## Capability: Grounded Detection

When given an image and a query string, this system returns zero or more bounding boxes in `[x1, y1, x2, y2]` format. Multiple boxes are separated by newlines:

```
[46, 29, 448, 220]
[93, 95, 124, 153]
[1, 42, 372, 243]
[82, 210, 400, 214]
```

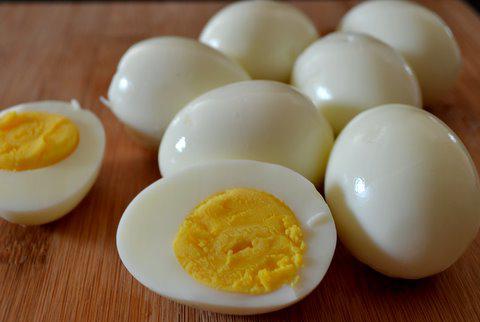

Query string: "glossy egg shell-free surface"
[117, 160, 337, 315]
[339, 0, 461, 105]
[325, 104, 480, 279]
[200, 0, 318, 82]
[107, 36, 250, 147]
[0, 101, 105, 225]
[159, 80, 334, 185]
[292, 32, 422, 135]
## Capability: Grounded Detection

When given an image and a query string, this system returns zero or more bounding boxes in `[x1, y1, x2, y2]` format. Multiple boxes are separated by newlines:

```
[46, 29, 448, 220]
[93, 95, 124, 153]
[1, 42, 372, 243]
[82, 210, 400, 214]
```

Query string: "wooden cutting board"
[1, 1, 479, 321]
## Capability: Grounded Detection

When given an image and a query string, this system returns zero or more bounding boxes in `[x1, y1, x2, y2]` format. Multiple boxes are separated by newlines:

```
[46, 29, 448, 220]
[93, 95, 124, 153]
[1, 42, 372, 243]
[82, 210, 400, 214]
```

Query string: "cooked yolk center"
[173, 188, 306, 295]
[0, 111, 79, 171]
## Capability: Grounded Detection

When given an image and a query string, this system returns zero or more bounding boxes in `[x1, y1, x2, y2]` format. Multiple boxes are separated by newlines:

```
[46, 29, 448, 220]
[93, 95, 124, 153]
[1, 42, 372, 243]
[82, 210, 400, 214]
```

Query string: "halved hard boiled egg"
[0, 100, 105, 225]
[105, 36, 250, 147]
[292, 32, 422, 135]
[159, 80, 334, 185]
[117, 160, 336, 315]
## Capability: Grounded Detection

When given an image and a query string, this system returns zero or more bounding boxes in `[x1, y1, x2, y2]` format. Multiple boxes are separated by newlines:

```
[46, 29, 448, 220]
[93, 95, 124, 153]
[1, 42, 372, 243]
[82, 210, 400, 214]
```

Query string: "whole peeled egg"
[117, 159, 336, 314]
[0, 101, 105, 225]
[325, 104, 480, 279]
[105, 36, 250, 147]
[159, 80, 334, 185]
[339, 0, 461, 105]
[291, 32, 421, 135]
[200, 0, 318, 82]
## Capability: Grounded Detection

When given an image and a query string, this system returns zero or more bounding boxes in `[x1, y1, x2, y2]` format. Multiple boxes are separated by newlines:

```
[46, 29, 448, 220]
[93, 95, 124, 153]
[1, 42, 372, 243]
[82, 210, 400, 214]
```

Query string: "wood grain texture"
[0, 1, 479, 321]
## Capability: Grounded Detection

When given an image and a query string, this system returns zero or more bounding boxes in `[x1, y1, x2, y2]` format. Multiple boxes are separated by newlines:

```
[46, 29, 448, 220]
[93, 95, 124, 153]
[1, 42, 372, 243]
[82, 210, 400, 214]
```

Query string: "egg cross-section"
[0, 100, 105, 225]
[117, 160, 336, 315]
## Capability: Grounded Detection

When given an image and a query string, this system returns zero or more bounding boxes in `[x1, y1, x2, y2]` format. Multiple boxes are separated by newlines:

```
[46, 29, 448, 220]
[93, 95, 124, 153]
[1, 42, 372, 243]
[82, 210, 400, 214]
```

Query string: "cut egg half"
[0, 100, 105, 225]
[117, 160, 336, 315]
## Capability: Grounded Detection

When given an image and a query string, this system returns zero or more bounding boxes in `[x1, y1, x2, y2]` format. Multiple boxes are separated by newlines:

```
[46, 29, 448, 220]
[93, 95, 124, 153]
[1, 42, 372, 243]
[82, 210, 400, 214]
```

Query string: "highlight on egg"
[117, 159, 336, 315]
[292, 31, 422, 135]
[159, 80, 334, 185]
[339, 0, 461, 105]
[325, 104, 480, 279]
[200, 0, 318, 82]
[0, 100, 105, 225]
[105, 36, 250, 147]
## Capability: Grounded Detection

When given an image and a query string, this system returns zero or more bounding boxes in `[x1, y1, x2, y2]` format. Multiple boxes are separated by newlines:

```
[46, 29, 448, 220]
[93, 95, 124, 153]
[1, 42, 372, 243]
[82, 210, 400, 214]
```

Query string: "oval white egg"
[159, 80, 334, 185]
[292, 32, 422, 135]
[325, 104, 480, 279]
[339, 0, 461, 105]
[0, 101, 105, 225]
[200, 0, 318, 82]
[117, 159, 336, 315]
[106, 36, 250, 147]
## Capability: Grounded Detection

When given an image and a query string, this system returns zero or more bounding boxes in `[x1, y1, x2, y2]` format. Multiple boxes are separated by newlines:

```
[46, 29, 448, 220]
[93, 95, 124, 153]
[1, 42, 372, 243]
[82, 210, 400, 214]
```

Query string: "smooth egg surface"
[117, 160, 336, 315]
[325, 104, 480, 279]
[200, 0, 318, 82]
[0, 101, 105, 225]
[159, 80, 334, 185]
[106, 36, 250, 147]
[339, 0, 461, 105]
[292, 32, 422, 135]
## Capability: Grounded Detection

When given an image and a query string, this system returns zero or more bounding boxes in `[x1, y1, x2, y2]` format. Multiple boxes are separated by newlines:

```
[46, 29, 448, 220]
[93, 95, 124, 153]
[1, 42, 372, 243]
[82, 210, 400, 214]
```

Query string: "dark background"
[1, 0, 478, 13]
[467, 0, 479, 11]
[1, 0, 479, 9]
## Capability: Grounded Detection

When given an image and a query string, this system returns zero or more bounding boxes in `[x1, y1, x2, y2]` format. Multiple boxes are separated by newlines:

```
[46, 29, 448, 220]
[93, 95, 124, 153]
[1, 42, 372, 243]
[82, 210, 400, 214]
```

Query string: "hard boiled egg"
[0, 100, 105, 225]
[105, 37, 250, 147]
[339, 0, 461, 105]
[292, 32, 422, 135]
[117, 159, 336, 314]
[159, 80, 334, 185]
[325, 104, 480, 279]
[200, 0, 318, 82]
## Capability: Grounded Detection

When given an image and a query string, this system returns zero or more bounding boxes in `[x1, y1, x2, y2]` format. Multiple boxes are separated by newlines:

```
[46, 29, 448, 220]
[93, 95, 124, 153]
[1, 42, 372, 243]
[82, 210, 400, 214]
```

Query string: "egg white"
[339, 0, 461, 104]
[106, 36, 250, 147]
[117, 160, 336, 315]
[325, 104, 480, 278]
[292, 32, 422, 135]
[0, 100, 105, 225]
[199, 0, 318, 82]
[159, 80, 334, 186]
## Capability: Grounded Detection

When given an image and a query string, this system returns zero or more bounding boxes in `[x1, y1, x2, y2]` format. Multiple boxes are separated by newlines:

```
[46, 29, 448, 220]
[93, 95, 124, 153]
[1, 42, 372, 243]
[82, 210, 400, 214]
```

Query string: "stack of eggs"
[2, 0, 479, 316]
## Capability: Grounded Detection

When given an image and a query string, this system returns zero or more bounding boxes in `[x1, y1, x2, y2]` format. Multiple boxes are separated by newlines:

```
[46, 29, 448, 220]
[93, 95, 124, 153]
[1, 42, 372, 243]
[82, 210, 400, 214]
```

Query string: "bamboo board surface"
[0, 1, 480, 321]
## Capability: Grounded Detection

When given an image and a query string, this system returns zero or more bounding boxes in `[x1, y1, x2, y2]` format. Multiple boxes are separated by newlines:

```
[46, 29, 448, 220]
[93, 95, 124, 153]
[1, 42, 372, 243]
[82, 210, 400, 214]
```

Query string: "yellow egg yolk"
[173, 188, 306, 295]
[0, 111, 79, 171]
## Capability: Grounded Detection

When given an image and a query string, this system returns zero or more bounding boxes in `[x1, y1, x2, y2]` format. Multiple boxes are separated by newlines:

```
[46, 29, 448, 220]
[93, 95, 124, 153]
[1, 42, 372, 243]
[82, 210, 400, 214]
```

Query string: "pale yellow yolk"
[173, 188, 306, 295]
[0, 111, 79, 171]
